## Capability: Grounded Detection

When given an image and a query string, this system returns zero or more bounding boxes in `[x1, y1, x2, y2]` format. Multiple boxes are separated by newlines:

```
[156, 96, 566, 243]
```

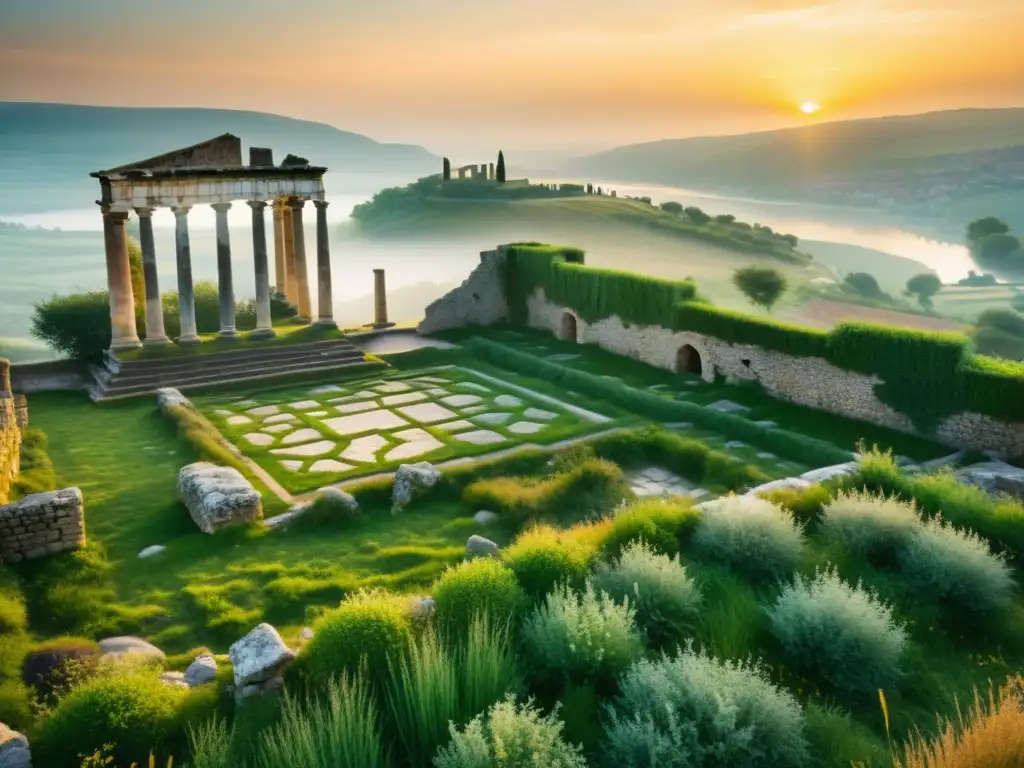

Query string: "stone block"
[391, 462, 442, 512]
[178, 462, 262, 534]
[185, 654, 218, 686]
[99, 636, 166, 663]
[229, 623, 295, 686]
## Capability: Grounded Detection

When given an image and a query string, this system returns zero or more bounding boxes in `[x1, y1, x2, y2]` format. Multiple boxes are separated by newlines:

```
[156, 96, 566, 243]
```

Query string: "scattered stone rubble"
[178, 462, 262, 533]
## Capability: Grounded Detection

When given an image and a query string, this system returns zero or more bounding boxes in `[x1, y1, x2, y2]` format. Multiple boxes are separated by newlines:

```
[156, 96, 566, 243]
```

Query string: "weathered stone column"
[0, 358, 10, 395]
[101, 205, 141, 351]
[248, 200, 275, 339]
[282, 203, 298, 306]
[172, 207, 201, 345]
[134, 208, 170, 346]
[288, 198, 312, 322]
[272, 199, 288, 299]
[212, 203, 237, 338]
[373, 268, 393, 328]
[313, 200, 335, 327]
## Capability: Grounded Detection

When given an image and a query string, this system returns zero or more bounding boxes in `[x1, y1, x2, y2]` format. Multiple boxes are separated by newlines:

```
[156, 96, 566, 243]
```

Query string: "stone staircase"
[89, 338, 373, 401]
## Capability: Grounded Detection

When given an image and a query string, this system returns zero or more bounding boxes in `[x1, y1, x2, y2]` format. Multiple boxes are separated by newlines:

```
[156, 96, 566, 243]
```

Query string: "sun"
[800, 102, 821, 115]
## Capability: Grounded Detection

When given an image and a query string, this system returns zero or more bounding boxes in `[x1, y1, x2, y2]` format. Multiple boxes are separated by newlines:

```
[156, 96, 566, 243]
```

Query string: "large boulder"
[0, 723, 30, 768]
[184, 654, 218, 687]
[156, 387, 190, 411]
[97, 636, 166, 664]
[317, 487, 359, 513]
[391, 462, 442, 512]
[229, 623, 295, 687]
[178, 462, 262, 534]
[956, 460, 1024, 501]
[466, 535, 499, 558]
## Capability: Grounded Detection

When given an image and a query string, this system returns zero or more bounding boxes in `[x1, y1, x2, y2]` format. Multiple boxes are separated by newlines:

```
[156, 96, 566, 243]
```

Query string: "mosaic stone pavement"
[204, 372, 578, 481]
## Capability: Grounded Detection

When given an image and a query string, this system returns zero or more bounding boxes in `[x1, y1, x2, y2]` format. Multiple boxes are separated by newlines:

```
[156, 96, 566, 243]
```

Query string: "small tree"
[660, 201, 683, 215]
[733, 267, 787, 313]
[442, 157, 451, 181]
[843, 272, 884, 299]
[684, 206, 710, 225]
[496, 151, 506, 183]
[967, 217, 1010, 246]
[905, 273, 942, 309]
[714, 213, 736, 225]
[977, 233, 1022, 266]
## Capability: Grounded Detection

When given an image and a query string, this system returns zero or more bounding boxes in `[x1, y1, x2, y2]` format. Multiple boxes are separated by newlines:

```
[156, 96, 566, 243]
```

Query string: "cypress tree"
[496, 151, 506, 183]
[442, 157, 451, 181]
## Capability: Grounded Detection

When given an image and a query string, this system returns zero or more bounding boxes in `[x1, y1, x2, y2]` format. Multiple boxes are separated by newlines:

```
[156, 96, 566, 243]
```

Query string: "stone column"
[282, 203, 298, 306]
[313, 200, 335, 327]
[248, 200, 276, 339]
[101, 205, 141, 351]
[134, 208, 170, 346]
[212, 202, 237, 338]
[172, 207, 201, 345]
[288, 198, 312, 322]
[373, 268, 393, 328]
[0, 358, 10, 395]
[272, 199, 288, 298]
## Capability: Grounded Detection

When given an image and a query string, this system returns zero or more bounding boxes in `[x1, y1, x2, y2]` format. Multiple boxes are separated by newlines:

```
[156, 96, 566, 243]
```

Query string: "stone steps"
[89, 338, 374, 401]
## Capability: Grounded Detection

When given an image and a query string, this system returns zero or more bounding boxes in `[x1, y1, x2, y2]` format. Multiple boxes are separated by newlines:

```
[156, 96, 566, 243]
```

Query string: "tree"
[442, 157, 451, 181]
[660, 201, 683, 215]
[972, 308, 1024, 360]
[714, 213, 736, 225]
[977, 233, 1022, 266]
[967, 217, 1010, 246]
[684, 206, 710, 225]
[905, 272, 942, 309]
[733, 267, 787, 313]
[843, 272, 884, 299]
[31, 291, 112, 364]
[780, 234, 799, 247]
[496, 151, 506, 183]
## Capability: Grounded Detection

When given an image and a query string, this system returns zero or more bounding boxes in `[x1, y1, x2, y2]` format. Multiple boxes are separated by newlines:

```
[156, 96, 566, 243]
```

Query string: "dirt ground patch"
[795, 299, 967, 332]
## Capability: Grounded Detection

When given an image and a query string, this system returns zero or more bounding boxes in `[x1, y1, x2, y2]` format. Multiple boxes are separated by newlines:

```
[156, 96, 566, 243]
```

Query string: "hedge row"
[671, 303, 829, 357]
[465, 338, 854, 467]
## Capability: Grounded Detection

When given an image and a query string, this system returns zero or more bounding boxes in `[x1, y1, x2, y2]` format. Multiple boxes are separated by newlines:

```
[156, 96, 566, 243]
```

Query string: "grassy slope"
[568, 108, 1024, 189]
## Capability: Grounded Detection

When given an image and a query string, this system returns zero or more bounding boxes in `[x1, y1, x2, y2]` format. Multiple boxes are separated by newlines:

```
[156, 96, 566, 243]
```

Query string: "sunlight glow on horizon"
[800, 102, 822, 115]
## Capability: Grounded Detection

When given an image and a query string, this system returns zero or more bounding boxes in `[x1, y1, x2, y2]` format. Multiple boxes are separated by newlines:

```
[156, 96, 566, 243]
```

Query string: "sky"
[2, 0, 1023, 154]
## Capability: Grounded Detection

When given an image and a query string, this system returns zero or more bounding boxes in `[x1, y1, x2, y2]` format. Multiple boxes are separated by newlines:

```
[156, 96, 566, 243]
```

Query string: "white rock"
[156, 387, 190, 410]
[474, 510, 499, 525]
[392, 462, 442, 511]
[956, 460, 1024, 500]
[466, 535, 499, 558]
[178, 462, 263, 534]
[317, 487, 359, 512]
[745, 477, 812, 496]
[799, 462, 858, 484]
[0, 722, 31, 768]
[160, 671, 189, 688]
[185, 654, 218, 686]
[138, 545, 166, 559]
[98, 636, 166, 662]
[229, 623, 296, 686]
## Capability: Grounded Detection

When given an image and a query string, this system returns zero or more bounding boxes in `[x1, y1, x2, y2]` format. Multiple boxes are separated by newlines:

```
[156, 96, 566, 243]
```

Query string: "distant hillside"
[0, 102, 439, 213]
[566, 108, 1024, 234]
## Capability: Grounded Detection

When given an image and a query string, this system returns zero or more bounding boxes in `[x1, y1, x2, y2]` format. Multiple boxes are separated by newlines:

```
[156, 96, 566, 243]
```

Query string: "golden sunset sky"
[2, 0, 1022, 152]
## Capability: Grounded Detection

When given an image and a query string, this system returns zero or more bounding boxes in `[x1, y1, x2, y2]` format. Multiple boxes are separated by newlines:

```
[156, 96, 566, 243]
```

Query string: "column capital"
[171, 206, 192, 217]
[211, 202, 232, 213]
[247, 200, 268, 211]
[105, 209, 130, 224]
[313, 200, 329, 210]
[134, 206, 155, 218]
[285, 197, 306, 211]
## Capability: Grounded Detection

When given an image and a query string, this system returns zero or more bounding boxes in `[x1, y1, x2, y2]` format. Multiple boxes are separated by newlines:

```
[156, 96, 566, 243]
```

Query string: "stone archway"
[559, 312, 578, 343]
[675, 344, 702, 376]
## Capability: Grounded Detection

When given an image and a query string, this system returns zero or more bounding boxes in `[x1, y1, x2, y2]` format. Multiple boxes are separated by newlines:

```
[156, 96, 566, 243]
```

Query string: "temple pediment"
[103, 133, 244, 173]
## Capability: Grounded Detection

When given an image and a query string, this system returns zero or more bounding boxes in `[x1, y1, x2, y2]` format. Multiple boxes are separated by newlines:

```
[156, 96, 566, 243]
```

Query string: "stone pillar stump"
[373, 268, 393, 328]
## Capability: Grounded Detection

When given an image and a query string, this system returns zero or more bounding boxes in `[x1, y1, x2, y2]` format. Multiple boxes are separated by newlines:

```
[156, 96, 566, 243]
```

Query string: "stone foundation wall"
[527, 289, 1024, 457]
[0, 487, 85, 563]
[418, 250, 509, 335]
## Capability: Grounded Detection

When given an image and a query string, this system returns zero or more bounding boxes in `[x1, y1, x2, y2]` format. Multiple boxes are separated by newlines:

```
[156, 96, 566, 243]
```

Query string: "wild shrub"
[30, 291, 113, 364]
[820, 491, 921, 566]
[766, 567, 906, 696]
[255, 673, 388, 768]
[432, 559, 527, 632]
[599, 498, 701, 559]
[503, 525, 594, 601]
[186, 715, 234, 768]
[31, 669, 188, 767]
[592, 540, 702, 647]
[301, 588, 413, 686]
[458, 613, 526, 730]
[897, 516, 1014, 616]
[692, 495, 804, 579]
[10, 428, 56, 499]
[0, 573, 30, 729]
[760, 483, 832, 528]
[20, 636, 100, 703]
[521, 581, 642, 688]
[433, 694, 587, 768]
[603, 647, 810, 767]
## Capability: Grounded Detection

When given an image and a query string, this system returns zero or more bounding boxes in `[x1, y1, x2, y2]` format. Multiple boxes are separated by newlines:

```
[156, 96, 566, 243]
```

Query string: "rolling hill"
[0, 102, 440, 214]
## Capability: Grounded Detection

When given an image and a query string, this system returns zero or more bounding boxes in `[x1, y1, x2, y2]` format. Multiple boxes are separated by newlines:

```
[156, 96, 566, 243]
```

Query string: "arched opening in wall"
[676, 344, 703, 376]
[559, 313, 578, 343]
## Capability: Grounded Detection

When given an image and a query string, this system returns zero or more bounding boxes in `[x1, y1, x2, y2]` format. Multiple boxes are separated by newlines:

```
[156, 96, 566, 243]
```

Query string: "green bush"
[759, 483, 832, 528]
[503, 526, 594, 601]
[521, 581, 643, 688]
[604, 647, 810, 768]
[819, 491, 921, 566]
[599, 499, 701, 559]
[897, 516, 1014, 616]
[0, 573, 31, 730]
[433, 694, 586, 768]
[21, 636, 100, 703]
[592, 540, 702, 648]
[161, 280, 260, 337]
[677, 296, 828, 357]
[301, 589, 413, 686]
[30, 290, 112, 364]
[766, 567, 906, 696]
[432, 559, 527, 632]
[692, 495, 804, 579]
[10, 428, 57, 499]
[32, 670, 189, 766]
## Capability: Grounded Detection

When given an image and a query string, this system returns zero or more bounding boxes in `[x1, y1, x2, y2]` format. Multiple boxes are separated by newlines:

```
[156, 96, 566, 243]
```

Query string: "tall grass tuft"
[255, 673, 388, 768]
[459, 613, 525, 721]
[820, 491, 921, 566]
[186, 715, 234, 768]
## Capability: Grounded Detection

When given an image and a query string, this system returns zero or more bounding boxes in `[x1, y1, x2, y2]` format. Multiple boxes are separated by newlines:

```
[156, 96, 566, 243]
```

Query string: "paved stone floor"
[626, 466, 708, 500]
